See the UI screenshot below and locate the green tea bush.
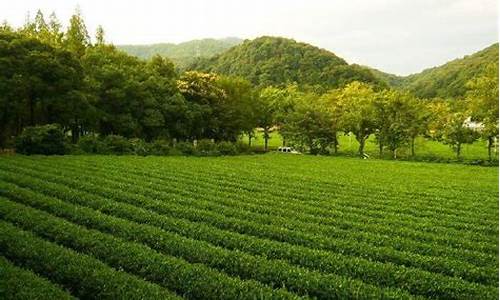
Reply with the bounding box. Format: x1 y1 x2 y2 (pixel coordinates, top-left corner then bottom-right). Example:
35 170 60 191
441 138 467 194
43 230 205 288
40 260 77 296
0 155 497 299
15 124 66 155
0 256 74 300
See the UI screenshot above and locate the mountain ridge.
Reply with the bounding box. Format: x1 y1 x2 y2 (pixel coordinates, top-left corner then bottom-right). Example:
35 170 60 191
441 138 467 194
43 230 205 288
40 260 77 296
118 36 498 98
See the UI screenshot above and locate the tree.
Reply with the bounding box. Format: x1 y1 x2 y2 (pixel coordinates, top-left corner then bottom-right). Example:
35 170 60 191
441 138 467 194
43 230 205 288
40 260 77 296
64 8 90 57
177 71 224 140
256 87 286 151
374 90 429 158
83 45 142 137
273 84 299 147
428 99 479 159
95 25 105 45
283 92 336 154
467 62 499 160
215 76 256 142
0 32 86 146
337 81 378 157
320 89 343 153
47 12 63 46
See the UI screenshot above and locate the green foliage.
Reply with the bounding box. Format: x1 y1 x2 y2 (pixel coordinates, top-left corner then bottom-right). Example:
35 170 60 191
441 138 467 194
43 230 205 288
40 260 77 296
401 44 498 98
0 216 179 299
216 141 238 156
117 38 243 69
77 135 102 153
373 91 429 158
0 256 75 300
100 135 133 154
15 124 66 155
337 82 379 156
189 36 385 89
0 155 497 299
282 92 336 154
0 31 86 146
428 100 480 158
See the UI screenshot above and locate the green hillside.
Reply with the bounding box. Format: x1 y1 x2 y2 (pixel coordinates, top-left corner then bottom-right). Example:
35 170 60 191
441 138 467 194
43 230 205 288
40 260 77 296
369 43 499 99
117 37 242 69
188 36 384 88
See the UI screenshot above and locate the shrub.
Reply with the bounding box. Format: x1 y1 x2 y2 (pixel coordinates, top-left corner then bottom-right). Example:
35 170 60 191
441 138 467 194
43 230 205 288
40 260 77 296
235 141 252 154
101 135 133 155
130 138 148 156
78 135 102 154
149 139 172 155
175 141 196 155
217 141 238 156
196 139 219 156
15 124 66 155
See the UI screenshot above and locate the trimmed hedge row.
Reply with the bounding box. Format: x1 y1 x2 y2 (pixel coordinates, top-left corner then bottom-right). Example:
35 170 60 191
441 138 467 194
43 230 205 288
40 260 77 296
0 185 417 300
0 175 498 299
12 154 497 237
0 256 74 300
3 157 495 267
0 197 300 300
2 161 494 286
0 218 180 299
24 155 497 251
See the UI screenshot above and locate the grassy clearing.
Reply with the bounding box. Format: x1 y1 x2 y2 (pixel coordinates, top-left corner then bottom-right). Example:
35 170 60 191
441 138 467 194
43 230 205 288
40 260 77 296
0 154 497 299
245 131 495 161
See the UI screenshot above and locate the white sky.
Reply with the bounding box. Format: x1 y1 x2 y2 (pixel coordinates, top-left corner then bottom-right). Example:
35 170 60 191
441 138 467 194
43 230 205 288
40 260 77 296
1 0 498 75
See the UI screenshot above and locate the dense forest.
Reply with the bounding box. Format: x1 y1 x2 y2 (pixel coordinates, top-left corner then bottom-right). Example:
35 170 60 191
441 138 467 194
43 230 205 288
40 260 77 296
117 37 242 69
0 9 498 161
395 44 499 98
188 36 384 89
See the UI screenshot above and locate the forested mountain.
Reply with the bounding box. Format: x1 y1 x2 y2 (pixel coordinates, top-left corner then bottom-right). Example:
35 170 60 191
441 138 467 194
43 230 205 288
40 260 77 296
117 37 242 69
369 43 499 99
188 36 384 89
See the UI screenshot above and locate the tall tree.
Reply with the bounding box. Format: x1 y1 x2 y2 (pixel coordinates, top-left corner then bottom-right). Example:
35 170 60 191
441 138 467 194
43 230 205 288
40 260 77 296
338 81 378 157
320 89 343 153
428 99 479 159
64 8 90 57
467 63 499 160
374 90 428 158
283 92 336 154
257 87 286 151
95 25 105 45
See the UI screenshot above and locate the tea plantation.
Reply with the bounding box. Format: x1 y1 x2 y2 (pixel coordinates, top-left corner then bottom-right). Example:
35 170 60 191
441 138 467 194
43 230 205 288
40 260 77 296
0 154 497 299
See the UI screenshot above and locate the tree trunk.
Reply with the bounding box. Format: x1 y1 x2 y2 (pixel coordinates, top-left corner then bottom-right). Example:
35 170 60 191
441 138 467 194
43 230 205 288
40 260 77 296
488 136 493 161
358 137 366 157
248 134 252 147
378 142 383 157
456 143 461 159
71 118 79 143
282 137 286 147
411 137 415 157
29 98 35 126
393 148 397 159
333 135 338 154
264 127 269 152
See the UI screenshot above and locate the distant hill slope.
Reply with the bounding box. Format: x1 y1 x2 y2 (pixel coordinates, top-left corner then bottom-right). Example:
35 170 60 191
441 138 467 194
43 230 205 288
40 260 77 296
188 36 384 89
369 43 499 99
117 37 242 69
